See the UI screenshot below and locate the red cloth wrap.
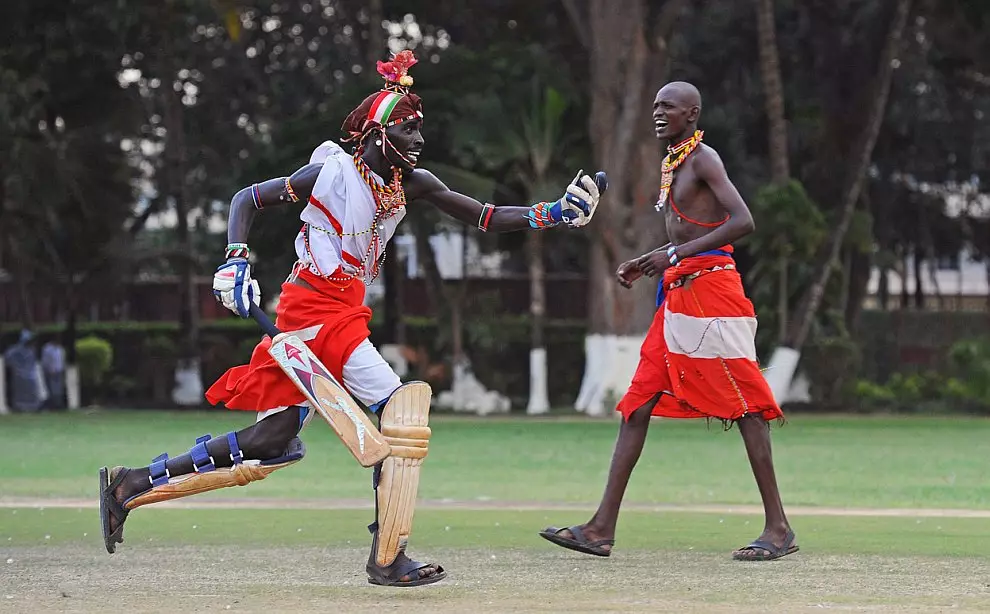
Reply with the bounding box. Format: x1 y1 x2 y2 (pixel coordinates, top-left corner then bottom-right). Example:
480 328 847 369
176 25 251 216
205 268 372 412
616 248 783 424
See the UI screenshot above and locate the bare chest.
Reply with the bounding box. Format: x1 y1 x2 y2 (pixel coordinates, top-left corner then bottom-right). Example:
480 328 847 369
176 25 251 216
656 159 724 242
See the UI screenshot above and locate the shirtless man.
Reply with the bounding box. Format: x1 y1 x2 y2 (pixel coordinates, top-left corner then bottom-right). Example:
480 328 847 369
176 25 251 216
539 81 798 561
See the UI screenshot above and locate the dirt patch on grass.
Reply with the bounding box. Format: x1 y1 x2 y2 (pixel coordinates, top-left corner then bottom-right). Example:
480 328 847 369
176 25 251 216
2 545 989 613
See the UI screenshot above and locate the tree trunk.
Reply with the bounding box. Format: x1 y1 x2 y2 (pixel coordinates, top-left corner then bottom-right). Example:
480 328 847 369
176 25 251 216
15 258 35 330
382 247 401 345
777 249 789 341
451 225 468 365
755 0 790 184
839 248 852 316
410 216 447 323
845 250 872 329
574 0 686 415
900 251 910 309
878 262 890 310
784 0 911 350
913 248 924 309
526 231 549 414
164 81 203 406
64 283 81 410
366 0 385 64
423 224 510 415
986 261 990 312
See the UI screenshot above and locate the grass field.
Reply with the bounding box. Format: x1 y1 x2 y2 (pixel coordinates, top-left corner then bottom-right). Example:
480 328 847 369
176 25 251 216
2 410 990 612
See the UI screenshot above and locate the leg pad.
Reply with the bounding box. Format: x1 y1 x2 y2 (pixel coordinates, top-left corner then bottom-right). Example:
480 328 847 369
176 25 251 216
375 382 432 567
124 437 304 510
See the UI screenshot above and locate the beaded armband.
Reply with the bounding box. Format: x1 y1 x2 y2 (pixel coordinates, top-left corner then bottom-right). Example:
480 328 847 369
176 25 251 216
250 184 263 210
524 201 559 230
225 243 250 260
478 203 495 232
280 177 300 203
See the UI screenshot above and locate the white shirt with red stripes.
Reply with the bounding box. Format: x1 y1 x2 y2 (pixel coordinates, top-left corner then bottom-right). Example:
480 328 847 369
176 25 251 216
293 140 406 284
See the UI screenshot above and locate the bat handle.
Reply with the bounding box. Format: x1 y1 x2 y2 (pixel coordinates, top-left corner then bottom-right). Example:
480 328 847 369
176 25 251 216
594 171 608 193
250 303 281 338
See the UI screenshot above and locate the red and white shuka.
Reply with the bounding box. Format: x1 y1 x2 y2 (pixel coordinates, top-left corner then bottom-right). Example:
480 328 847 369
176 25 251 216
616 246 783 424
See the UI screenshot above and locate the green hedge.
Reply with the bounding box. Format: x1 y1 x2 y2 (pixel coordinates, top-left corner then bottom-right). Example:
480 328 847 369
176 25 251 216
1 317 587 409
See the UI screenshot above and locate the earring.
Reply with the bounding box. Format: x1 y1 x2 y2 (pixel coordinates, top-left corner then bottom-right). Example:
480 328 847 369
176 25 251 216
375 139 383 146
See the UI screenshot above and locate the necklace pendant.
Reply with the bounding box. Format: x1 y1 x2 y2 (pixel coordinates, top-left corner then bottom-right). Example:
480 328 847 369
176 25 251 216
657 188 669 210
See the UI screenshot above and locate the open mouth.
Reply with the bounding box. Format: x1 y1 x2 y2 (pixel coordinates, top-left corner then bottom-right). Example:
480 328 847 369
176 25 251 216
655 119 669 132
405 149 421 164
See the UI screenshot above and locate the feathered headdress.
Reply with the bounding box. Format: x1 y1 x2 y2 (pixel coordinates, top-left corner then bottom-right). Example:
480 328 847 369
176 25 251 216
377 49 418 92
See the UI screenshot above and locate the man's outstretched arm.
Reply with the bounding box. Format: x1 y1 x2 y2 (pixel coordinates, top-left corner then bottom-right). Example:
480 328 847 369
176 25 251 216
406 168 601 233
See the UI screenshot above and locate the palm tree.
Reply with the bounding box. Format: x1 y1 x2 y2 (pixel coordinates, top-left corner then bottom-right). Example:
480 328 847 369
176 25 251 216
755 0 790 187
504 86 573 415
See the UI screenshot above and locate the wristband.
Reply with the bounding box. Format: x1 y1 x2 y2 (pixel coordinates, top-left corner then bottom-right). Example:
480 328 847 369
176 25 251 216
478 203 495 232
524 201 560 230
250 184 263 210
667 244 679 266
225 243 250 260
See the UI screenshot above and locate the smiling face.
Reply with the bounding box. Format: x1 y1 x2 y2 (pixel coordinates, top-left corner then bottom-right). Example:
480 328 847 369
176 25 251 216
652 82 701 142
384 117 425 170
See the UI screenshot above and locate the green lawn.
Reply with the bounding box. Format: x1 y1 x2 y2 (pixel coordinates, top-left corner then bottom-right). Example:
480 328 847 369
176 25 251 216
4 507 990 558
3 411 990 612
1 410 989 509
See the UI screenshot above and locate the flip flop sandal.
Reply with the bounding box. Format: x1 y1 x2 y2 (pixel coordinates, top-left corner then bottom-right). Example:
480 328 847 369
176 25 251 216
732 529 799 561
539 525 614 557
99 466 131 554
365 529 447 588
367 557 447 587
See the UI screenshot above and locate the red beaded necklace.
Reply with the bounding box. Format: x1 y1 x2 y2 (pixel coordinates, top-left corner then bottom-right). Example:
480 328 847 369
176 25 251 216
657 129 704 208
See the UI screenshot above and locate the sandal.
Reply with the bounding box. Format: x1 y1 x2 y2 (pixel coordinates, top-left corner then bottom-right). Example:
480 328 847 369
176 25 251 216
539 525 614 557
732 529 799 561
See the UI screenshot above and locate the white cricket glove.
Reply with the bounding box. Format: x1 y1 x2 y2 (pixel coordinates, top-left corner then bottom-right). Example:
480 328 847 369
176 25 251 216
560 170 602 228
213 259 261 318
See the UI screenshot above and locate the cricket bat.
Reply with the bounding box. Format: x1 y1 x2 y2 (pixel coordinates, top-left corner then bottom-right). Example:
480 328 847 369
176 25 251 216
250 303 391 467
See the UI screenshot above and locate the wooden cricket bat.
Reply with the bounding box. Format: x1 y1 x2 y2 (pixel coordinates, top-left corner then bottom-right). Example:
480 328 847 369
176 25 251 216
250 304 391 467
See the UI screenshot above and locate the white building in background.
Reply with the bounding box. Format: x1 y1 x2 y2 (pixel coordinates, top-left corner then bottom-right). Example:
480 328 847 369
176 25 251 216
865 248 989 311
865 190 990 312
364 229 507 305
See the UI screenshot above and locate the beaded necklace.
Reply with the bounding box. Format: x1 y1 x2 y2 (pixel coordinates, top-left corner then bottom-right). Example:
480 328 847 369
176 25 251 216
656 129 704 210
303 148 407 286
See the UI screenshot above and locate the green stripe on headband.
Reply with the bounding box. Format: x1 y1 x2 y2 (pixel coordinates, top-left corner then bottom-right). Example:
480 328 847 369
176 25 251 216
370 92 402 125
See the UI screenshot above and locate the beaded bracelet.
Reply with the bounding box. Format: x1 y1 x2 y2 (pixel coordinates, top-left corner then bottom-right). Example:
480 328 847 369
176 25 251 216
225 243 250 260
524 201 558 230
250 184 263 210
478 203 495 232
281 177 299 203
667 244 679 266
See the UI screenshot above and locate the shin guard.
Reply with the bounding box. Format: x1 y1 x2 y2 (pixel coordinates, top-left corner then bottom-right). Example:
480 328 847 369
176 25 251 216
374 381 432 567
123 433 304 510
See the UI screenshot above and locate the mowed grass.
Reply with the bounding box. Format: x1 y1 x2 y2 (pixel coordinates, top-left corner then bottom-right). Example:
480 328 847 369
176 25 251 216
1 410 989 508
3 411 990 612
4 507 990 559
